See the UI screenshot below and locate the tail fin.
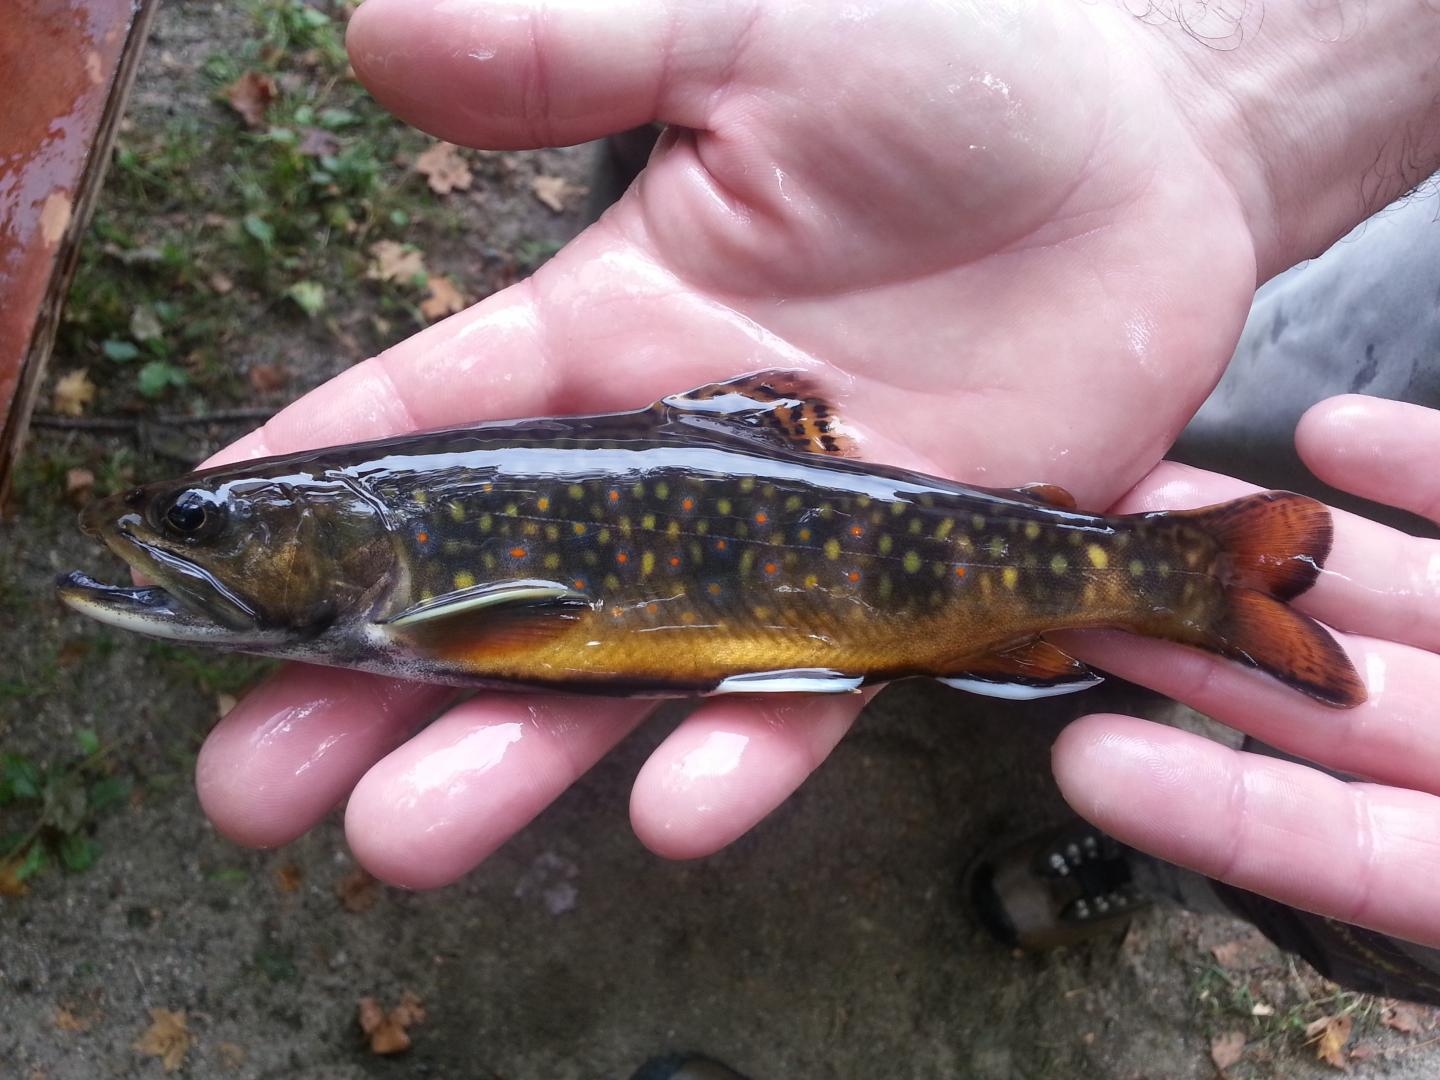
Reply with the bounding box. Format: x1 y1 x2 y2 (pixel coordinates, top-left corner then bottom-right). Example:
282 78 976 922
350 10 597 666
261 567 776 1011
1166 493 1365 708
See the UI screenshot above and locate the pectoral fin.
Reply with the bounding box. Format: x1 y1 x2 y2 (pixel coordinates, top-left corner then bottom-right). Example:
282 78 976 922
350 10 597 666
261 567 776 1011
1006 483 1078 510
658 370 856 456
938 639 1102 700
381 579 593 658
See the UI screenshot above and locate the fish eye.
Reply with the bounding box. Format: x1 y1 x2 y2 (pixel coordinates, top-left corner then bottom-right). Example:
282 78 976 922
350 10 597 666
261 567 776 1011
161 489 226 541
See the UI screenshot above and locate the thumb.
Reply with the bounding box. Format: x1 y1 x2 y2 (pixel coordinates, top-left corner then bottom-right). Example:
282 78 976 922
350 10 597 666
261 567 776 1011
346 0 751 149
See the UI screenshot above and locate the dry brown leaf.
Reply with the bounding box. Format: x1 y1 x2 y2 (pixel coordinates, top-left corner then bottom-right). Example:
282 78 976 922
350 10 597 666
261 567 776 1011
531 174 588 213
55 1006 93 1032
224 71 277 128
274 862 303 893
208 271 234 295
248 363 290 394
419 275 466 321
1305 1013 1354 1071
53 369 96 417
367 240 427 284
1210 1030 1246 1072
57 640 91 668
0 855 30 897
1381 1000 1433 1034
133 1008 191 1073
336 867 379 913
357 991 424 1055
414 142 473 194
1209 928 1277 970
64 468 95 503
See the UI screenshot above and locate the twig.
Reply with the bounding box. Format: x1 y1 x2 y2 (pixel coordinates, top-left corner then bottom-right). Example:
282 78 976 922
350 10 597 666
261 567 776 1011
31 407 274 431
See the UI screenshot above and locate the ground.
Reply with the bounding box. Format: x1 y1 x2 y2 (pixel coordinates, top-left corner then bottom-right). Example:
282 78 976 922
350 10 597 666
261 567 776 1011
3 2 1439 1077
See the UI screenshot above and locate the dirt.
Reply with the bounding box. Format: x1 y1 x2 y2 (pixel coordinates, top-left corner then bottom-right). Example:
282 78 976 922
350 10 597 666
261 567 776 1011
3 3 1438 1079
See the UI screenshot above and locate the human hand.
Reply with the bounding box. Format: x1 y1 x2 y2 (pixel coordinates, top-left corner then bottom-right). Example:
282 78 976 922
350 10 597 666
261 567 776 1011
194 0 1440 887
1055 395 1440 947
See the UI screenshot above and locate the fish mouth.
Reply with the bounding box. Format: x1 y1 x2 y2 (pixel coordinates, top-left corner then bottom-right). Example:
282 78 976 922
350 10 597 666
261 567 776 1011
58 526 277 646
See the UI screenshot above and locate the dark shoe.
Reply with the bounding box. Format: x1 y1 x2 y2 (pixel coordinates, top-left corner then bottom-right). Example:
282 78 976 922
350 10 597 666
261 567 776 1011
629 1053 752 1080
969 824 1148 950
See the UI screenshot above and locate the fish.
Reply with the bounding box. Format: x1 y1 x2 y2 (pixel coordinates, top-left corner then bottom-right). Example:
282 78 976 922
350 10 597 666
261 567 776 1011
56 371 1366 706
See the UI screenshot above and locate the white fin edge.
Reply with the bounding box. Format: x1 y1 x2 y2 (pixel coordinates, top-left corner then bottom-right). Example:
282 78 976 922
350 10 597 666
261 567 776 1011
937 673 1104 700
710 669 864 694
385 579 586 628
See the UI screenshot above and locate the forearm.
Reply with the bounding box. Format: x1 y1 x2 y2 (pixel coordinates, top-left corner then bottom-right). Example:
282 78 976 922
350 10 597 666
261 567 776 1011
1116 2 1440 280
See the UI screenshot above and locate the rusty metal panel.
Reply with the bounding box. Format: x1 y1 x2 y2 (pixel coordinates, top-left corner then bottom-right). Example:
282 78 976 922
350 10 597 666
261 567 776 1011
0 0 158 498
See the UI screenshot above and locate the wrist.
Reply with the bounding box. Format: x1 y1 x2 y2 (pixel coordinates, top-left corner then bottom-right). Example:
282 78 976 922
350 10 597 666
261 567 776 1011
1113 2 1440 279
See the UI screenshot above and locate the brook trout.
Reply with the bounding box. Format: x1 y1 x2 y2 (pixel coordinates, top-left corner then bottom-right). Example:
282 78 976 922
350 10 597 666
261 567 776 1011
58 372 1365 705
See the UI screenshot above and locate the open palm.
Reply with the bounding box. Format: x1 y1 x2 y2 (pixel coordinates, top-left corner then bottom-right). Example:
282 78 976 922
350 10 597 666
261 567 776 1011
199 0 1262 887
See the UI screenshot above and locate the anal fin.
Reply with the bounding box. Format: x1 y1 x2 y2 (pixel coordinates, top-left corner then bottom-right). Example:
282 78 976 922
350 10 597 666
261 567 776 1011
938 639 1102 700
709 668 864 694
659 370 857 456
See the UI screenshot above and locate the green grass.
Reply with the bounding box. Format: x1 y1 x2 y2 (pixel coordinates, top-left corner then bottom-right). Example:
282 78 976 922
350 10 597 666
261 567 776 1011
58 0 470 409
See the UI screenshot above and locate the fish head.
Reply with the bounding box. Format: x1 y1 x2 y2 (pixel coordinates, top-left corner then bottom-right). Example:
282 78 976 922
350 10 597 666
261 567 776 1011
59 466 396 647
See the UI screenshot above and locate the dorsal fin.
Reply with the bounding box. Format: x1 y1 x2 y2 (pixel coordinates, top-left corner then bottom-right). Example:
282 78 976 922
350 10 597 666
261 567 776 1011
656 370 856 456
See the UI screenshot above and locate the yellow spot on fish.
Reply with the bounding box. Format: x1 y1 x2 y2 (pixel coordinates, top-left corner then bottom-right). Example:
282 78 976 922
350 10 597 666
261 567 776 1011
1024 522 1041 540
824 538 842 560
987 536 1006 558
574 522 588 537
1051 554 1068 574
414 491 428 507
604 574 620 590
1158 561 1171 578
763 485 777 500
1002 567 1019 589
878 535 893 555
804 573 819 588
543 553 561 570
878 574 893 600
523 522 540 537
857 495 872 508
666 521 680 541
972 514 985 530
597 528 610 544
655 481 670 500
545 524 560 541
716 498 732 516
503 503 518 517
903 551 922 573
740 550 756 576
708 582 723 596
448 501 465 522
909 519 923 535
695 520 709 535
931 562 946 578
537 496 551 512
1068 531 1083 546
632 483 645 498
1087 544 1109 569
739 478 756 493
819 505 835 520
798 528 812 542
1129 558 1145 577
641 513 657 531
482 553 497 570
568 484 584 500
641 552 656 576
785 495 803 511
454 571 475 590
479 513 492 532
889 501 904 516
935 518 954 540
420 588 434 601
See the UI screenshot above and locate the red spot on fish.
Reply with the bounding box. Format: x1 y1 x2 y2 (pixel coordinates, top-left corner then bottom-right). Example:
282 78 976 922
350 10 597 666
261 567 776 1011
681 496 695 511
669 555 681 567
616 551 630 565
416 531 429 544
572 578 586 590
608 489 620 503
509 546 527 559
755 511 768 525
715 539 727 551
850 525 864 537
847 570 861 583
764 562 778 575
954 566 967 578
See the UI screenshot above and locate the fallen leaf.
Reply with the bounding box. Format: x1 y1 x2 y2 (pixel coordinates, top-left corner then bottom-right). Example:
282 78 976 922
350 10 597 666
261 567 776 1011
1347 1043 1377 1063
224 71 277 128
64 468 95 503
1305 1013 1354 1070
40 191 73 244
298 127 340 157
419 275 466 321
1210 1030 1246 1071
1209 928 1278 970
55 1006 93 1032
215 693 237 718
357 991 424 1055
57 640 91 667
52 370 96 417
274 863 303 893
336 867 378 913
0 857 29 897
208 271 234 295
133 1008 191 1073
130 305 163 342
367 240 427 285
1381 1000 1433 1034
248 363 290 394
1250 1002 1275 1017
531 174 588 213
414 142 472 194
